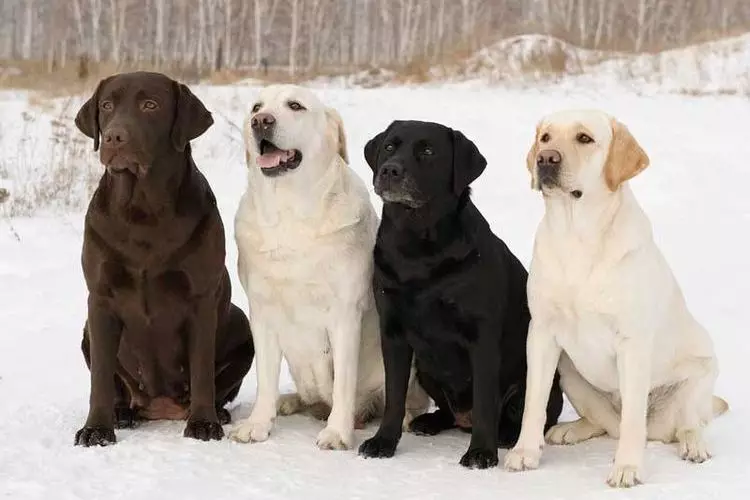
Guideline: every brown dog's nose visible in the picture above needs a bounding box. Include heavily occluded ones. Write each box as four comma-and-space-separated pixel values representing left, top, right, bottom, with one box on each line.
103, 126, 130, 147
251, 113, 276, 131
536, 149, 562, 167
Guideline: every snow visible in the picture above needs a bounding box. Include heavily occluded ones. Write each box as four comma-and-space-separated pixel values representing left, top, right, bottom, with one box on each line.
1, 83, 750, 499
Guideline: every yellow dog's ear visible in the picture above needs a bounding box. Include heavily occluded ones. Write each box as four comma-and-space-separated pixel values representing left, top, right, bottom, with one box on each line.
604, 119, 649, 191
325, 107, 348, 164
526, 123, 541, 190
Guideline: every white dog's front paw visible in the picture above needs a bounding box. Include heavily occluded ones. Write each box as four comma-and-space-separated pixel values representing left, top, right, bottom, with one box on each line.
316, 426, 352, 451
678, 429, 711, 463
546, 418, 604, 445
229, 419, 274, 443
504, 446, 541, 472
607, 464, 642, 488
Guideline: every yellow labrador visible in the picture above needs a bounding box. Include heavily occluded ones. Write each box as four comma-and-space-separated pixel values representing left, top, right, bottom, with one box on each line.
504, 110, 728, 487
230, 85, 427, 450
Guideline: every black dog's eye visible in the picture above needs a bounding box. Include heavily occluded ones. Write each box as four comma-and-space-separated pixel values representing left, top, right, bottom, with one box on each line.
422, 147, 434, 156
576, 133, 594, 144
384, 144, 394, 152
540, 132, 550, 143
251, 103, 262, 113
287, 100, 306, 111
100, 101, 113, 111
142, 100, 158, 111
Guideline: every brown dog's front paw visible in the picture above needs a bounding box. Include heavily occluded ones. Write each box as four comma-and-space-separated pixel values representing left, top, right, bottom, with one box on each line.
75, 426, 116, 447
184, 419, 224, 441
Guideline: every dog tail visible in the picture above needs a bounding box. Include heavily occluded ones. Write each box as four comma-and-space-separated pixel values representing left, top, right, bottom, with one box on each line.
712, 396, 729, 417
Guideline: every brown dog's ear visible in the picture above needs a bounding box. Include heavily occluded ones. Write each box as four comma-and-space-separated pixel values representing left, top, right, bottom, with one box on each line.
171, 82, 214, 152
364, 122, 395, 172
325, 107, 349, 163
526, 123, 541, 190
75, 77, 112, 151
452, 129, 487, 196
604, 119, 649, 191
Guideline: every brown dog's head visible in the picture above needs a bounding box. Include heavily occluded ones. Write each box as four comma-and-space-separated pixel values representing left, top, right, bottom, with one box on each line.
75, 72, 213, 177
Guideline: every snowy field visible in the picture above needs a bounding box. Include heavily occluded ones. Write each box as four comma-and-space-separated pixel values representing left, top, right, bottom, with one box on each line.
1, 83, 749, 499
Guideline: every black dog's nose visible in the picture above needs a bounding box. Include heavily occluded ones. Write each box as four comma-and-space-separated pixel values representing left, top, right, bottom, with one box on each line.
103, 126, 129, 147
536, 149, 562, 168
378, 162, 403, 180
251, 113, 276, 131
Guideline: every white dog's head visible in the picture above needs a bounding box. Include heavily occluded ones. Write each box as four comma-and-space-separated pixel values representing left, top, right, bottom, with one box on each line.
244, 84, 347, 180
526, 110, 649, 200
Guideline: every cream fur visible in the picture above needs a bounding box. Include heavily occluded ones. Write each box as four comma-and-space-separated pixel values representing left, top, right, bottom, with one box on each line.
505, 110, 727, 487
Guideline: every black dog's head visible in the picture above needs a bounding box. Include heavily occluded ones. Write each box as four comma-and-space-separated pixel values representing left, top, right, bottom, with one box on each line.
75, 71, 213, 178
365, 120, 486, 210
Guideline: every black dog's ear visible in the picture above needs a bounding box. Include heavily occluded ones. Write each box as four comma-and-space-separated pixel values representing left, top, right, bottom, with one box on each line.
171, 82, 214, 152
452, 129, 487, 196
364, 122, 395, 171
75, 76, 112, 152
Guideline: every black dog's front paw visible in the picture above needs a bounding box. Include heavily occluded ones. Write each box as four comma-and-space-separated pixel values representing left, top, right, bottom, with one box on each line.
359, 435, 399, 459
114, 407, 140, 429
217, 407, 231, 425
184, 419, 224, 441
75, 426, 116, 447
409, 411, 454, 436
459, 447, 498, 469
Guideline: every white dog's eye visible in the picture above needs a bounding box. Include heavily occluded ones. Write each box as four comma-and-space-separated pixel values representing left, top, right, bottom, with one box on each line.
384, 144, 394, 152
540, 133, 550, 143
576, 133, 594, 144
251, 103, 262, 113
287, 100, 305, 111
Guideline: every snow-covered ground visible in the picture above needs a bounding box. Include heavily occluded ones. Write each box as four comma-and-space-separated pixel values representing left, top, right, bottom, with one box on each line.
1, 84, 749, 499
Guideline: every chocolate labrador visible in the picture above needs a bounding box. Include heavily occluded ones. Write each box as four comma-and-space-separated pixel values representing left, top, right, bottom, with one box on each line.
73, 71, 254, 446
358, 121, 563, 468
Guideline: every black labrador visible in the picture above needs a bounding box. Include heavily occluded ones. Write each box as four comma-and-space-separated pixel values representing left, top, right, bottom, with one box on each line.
74, 72, 254, 446
358, 120, 563, 468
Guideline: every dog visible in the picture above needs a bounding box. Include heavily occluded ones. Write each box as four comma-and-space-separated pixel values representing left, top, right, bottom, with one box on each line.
504, 110, 728, 486
73, 72, 254, 446
230, 85, 428, 450
357, 120, 563, 469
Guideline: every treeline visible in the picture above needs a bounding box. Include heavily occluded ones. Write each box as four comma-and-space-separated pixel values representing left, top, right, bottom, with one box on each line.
1, 0, 749, 76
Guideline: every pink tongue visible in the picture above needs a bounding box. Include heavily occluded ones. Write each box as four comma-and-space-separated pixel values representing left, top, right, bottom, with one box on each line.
257, 149, 294, 169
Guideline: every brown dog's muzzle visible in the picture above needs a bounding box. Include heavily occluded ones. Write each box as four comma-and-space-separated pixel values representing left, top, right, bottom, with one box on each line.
536, 149, 562, 187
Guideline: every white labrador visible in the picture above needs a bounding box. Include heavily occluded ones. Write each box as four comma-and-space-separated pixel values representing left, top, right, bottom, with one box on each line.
230, 85, 427, 450
504, 110, 728, 487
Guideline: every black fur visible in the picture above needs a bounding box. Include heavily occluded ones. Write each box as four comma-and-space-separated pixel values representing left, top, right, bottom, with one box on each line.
358, 120, 563, 469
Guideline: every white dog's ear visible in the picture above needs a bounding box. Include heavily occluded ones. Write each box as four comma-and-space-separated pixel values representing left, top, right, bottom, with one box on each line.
325, 107, 348, 163
526, 123, 541, 190
604, 119, 649, 191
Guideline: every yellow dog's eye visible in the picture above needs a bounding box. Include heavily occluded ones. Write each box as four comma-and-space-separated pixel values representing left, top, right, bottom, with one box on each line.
540, 133, 550, 143
577, 133, 594, 144
251, 103, 262, 113
287, 101, 305, 111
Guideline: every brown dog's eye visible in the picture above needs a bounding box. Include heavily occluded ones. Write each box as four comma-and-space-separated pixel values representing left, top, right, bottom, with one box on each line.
252, 103, 262, 113
540, 133, 550, 143
142, 100, 158, 111
576, 133, 594, 144
384, 144, 394, 152
100, 101, 113, 111
287, 101, 306, 111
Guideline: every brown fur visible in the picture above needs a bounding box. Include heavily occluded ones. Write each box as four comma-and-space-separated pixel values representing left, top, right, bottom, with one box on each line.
73, 72, 254, 447
604, 119, 650, 191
